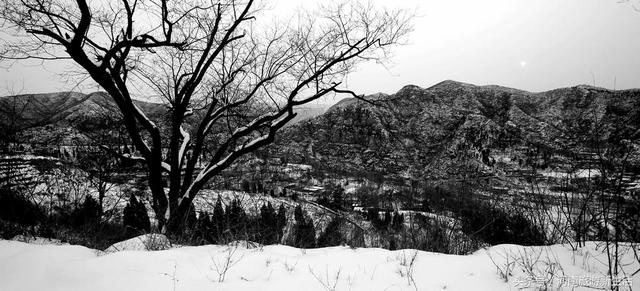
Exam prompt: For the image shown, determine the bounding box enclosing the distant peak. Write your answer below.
[573,84,613,92]
[396,84,424,95]
[427,80,476,90]
[399,84,421,91]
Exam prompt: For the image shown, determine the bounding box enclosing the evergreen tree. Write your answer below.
[195,211,212,243]
[317,216,344,247]
[72,195,102,229]
[294,204,304,222]
[241,180,251,193]
[383,210,392,229]
[259,202,277,244]
[391,211,404,231]
[330,185,345,210]
[228,198,247,238]
[276,204,287,241]
[366,208,382,230]
[421,198,431,212]
[212,195,226,241]
[293,205,315,248]
[123,194,151,236]
[389,236,397,250]
[317,194,331,208]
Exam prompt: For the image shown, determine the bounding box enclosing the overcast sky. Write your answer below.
[1,0,639,103]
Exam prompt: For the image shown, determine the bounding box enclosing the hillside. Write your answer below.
[0,92,165,131]
[0,92,167,149]
[270,80,640,186]
[3,82,639,189]
[0,92,328,146]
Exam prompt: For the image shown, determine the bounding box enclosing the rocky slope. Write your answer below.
[0,92,327,145]
[0,91,164,128]
[271,80,640,186]
[0,91,166,146]
[2,81,639,188]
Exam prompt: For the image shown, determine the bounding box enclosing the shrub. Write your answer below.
[459,200,546,246]
[318,183,346,211]
[0,187,44,226]
[422,185,546,246]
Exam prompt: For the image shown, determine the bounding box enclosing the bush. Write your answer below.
[459,200,546,246]
[421,185,546,246]
[0,187,45,226]
[318,183,346,211]
[415,216,451,253]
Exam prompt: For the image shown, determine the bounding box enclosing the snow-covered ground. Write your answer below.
[0,236,637,291]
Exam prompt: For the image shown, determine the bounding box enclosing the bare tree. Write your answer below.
[0,0,413,233]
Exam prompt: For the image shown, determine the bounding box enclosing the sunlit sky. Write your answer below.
[1,0,639,104]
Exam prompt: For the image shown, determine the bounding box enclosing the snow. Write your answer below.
[0,239,637,291]
[104,234,172,253]
[539,169,601,179]
[11,235,67,246]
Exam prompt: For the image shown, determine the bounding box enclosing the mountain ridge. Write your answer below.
[2,81,639,187]
[270,80,640,186]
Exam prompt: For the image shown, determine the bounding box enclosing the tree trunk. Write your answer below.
[166,195,195,235]
[148,161,168,232]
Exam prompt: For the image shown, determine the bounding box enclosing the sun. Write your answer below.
[520,61,527,67]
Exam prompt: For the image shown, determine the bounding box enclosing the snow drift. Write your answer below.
[0,237,637,290]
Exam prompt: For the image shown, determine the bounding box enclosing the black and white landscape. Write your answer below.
[0,0,639,290]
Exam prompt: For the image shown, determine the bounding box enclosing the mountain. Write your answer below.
[288,105,329,126]
[0,91,326,139]
[3,82,640,187]
[0,92,168,147]
[0,92,165,132]
[270,80,640,186]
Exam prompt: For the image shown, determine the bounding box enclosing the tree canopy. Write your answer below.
[0,0,413,233]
